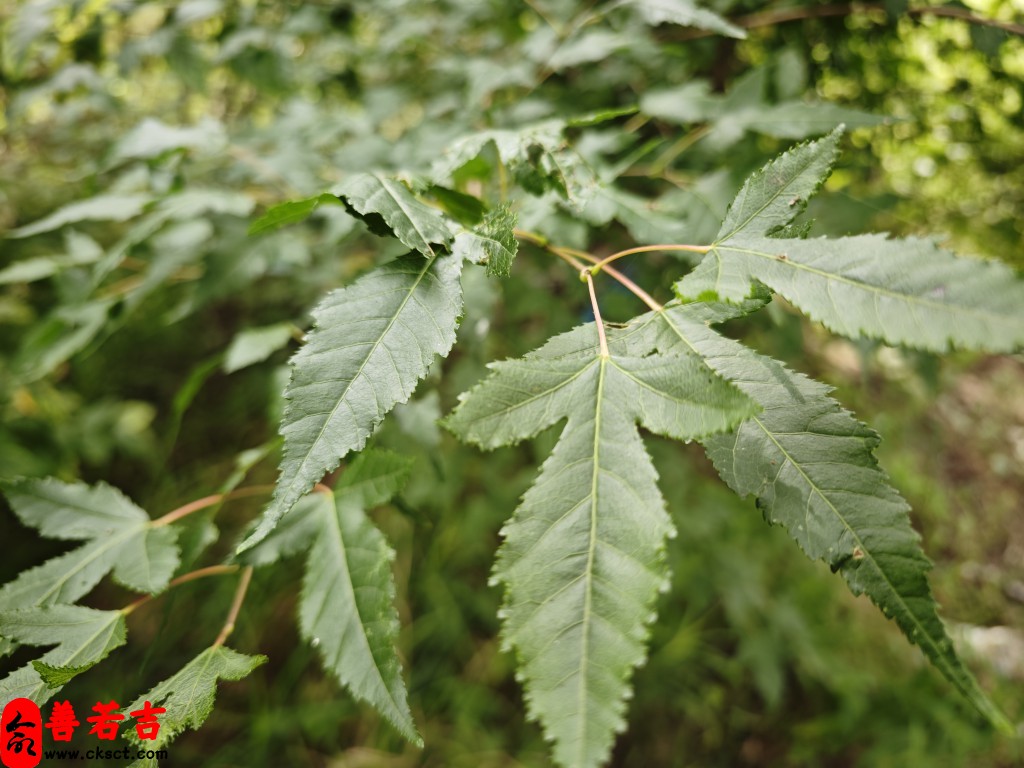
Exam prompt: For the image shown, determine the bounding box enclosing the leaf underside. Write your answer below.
[446,324,757,768]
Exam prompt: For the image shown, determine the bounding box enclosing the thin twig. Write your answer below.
[590,243,710,274]
[583,271,610,357]
[151,484,274,528]
[122,565,240,615]
[213,566,254,648]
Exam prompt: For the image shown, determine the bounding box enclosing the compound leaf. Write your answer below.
[122,646,267,749]
[0,479,180,612]
[615,300,1010,732]
[0,605,126,704]
[446,325,757,768]
[332,173,454,256]
[240,254,463,550]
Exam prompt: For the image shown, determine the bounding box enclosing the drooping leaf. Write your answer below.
[241,451,418,742]
[0,605,126,704]
[247,193,344,235]
[446,325,757,768]
[0,478,180,601]
[300,468,420,743]
[452,204,519,277]
[240,253,463,550]
[121,646,267,749]
[611,0,746,39]
[614,300,1011,732]
[332,173,455,256]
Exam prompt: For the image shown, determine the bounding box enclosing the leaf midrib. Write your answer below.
[290,255,438,496]
[714,241,1007,325]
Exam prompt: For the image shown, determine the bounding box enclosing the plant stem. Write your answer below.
[515,229,664,310]
[213,566,254,648]
[122,565,241,615]
[151,484,275,528]
[583,271,610,357]
[589,243,710,274]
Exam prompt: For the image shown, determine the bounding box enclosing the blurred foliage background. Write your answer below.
[1,0,1023,765]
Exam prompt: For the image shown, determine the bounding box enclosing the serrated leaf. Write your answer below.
[0,605,126,703]
[239,449,412,566]
[122,646,267,749]
[300,480,420,744]
[611,0,746,39]
[616,300,1010,731]
[248,193,343,235]
[332,173,454,256]
[240,253,463,550]
[0,479,180,618]
[446,325,757,768]
[717,128,841,242]
[677,234,1024,352]
[452,204,519,277]
[32,659,98,688]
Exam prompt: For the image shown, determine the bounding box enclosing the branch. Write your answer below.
[213,566,254,648]
[668,3,1024,40]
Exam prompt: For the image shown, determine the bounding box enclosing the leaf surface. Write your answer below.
[332,173,454,256]
[678,234,1024,352]
[614,300,1010,731]
[122,646,267,748]
[446,326,756,767]
[240,253,463,550]
[241,450,418,742]
[452,204,519,277]
[0,479,179,656]
[0,605,126,703]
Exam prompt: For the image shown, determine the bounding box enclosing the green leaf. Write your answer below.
[240,253,463,550]
[32,660,98,688]
[716,128,841,242]
[0,605,126,704]
[0,479,180,612]
[676,134,1024,352]
[677,234,1024,352]
[617,300,1010,731]
[122,645,267,749]
[433,120,597,209]
[611,0,746,39]
[11,301,112,384]
[446,325,757,768]
[332,173,455,257]
[223,323,294,373]
[9,194,153,238]
[300,471,420,743]
[248,193,343,235]
[452,204,519,277]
